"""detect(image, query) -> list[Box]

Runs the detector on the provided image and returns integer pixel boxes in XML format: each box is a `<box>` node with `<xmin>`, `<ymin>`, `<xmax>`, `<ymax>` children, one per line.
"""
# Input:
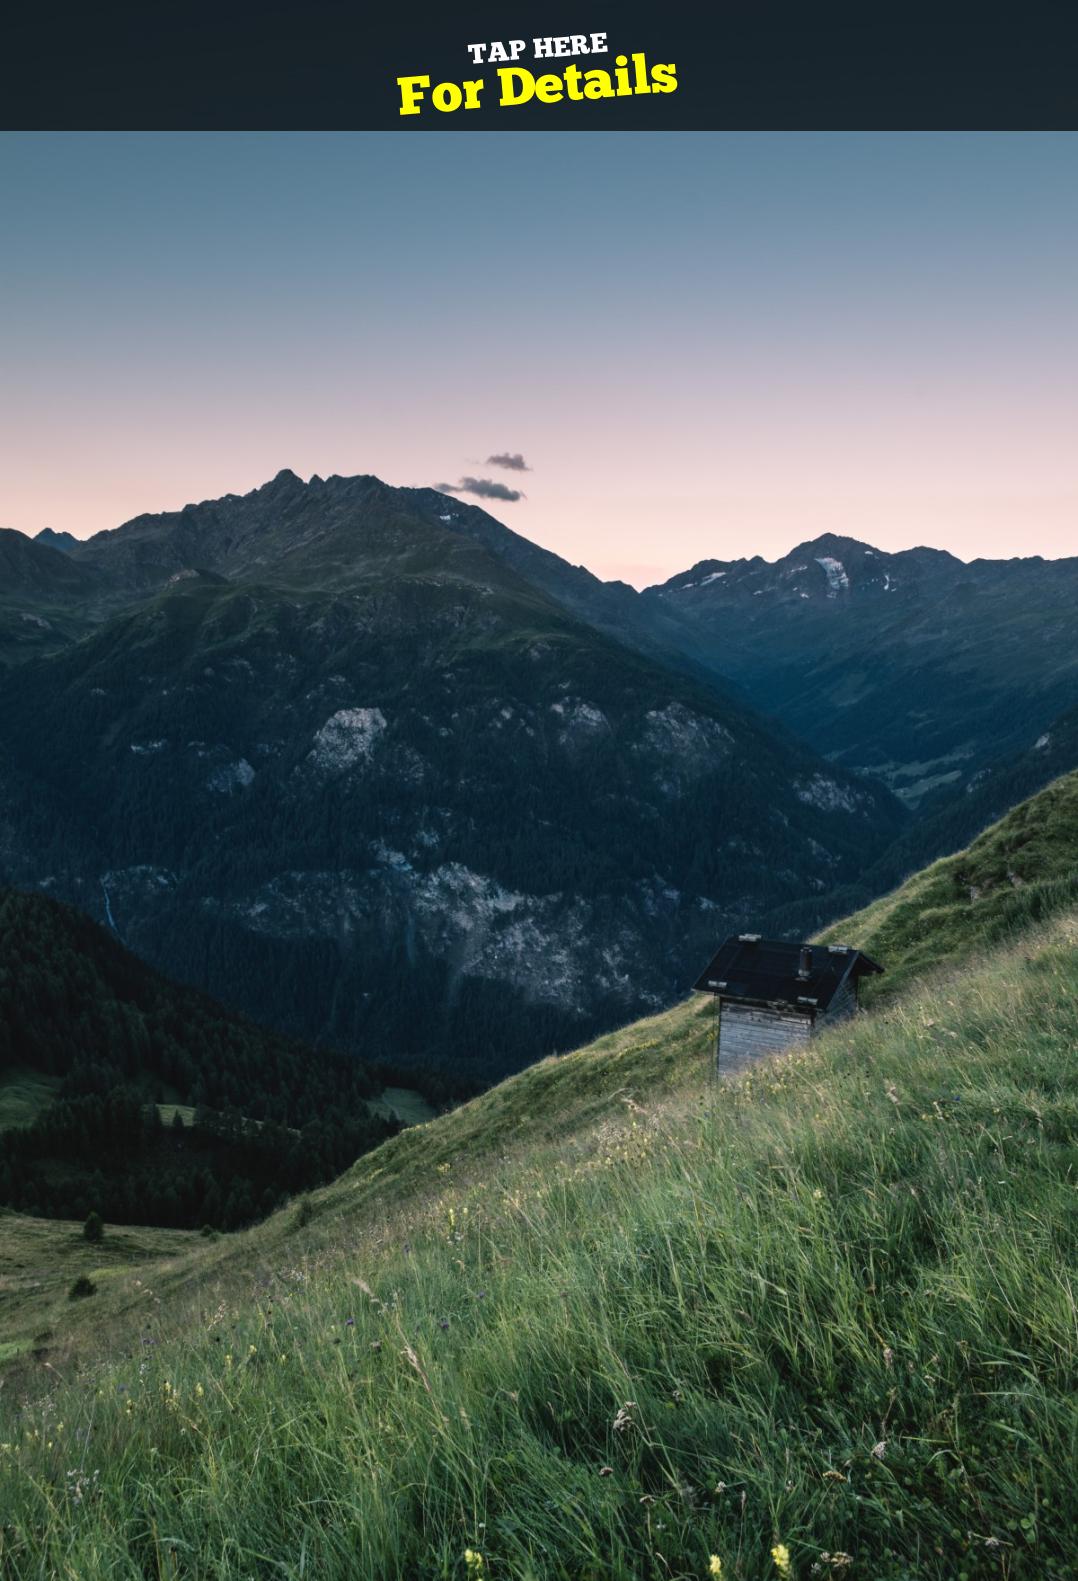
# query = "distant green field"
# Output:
<box><xmin>368</xmin><ymin>1085</ymin><xmax>437</xmax><ymax>1126</ymax></box>
<box><xmin>154</xmin><ymin>1103</ymin><xmax>197</xmax><ymax>1127</ymax></box>
<box><xmin>0</xmin><ymin>1067</ymin><xmax>59</xmax><ymax>1129</ymax></box>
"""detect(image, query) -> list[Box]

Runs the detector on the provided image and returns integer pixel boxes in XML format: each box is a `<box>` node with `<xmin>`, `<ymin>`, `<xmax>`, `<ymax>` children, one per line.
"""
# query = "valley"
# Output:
<box><xmin>1</xmin><ymin>772</ymin><xmax>1075</xmax><ymax>1578</ymax></box>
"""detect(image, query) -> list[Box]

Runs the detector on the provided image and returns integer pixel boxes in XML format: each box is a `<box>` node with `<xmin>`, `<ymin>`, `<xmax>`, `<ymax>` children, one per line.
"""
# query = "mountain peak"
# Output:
<box><xmin>263</xmin><ymin>467</ymin><xmax>304</xmax><ymax>491</ymax></box>
<box><xmin>35</xmin><ymin>527</ymin><xmax>79</xmax><ymax>554</ymax></box>
<box><xmin>786</xmin><ymin>533</ymin><xmax>878</xmax><ymax>560</ymax></box>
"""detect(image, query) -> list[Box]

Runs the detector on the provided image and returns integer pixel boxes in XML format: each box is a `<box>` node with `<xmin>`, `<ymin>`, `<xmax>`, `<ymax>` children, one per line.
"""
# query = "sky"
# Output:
<box><xmin>1</xmin><ymin>132</ymin><xmax>1075</xmax><ymax>585</ymax></box>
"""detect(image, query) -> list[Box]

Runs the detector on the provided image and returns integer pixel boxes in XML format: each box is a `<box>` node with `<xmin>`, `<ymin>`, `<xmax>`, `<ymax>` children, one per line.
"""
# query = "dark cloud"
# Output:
<box><xmin>437</xmin><ymin>476</ymin><xmax>525</xmax><ymax>503</ymax></box>
<box><xmin>486</xmin><ymin>452</ymin><xmax>531</xmax><ymax>472</ymax></box>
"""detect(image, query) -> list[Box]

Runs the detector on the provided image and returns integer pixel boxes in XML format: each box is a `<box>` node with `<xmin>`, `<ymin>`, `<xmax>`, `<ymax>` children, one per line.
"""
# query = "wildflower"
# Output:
<box><xmin>464</xmin><ymin>1549</ymin><xmax>484</xmax><ymax>1576</ymax></box>
<box><xmin>871</xmin><ymin>1439</ymin><xmax>887</xmax><ymax>1460</ymax></box>
<box><xmin>248</xmin><ymin>1344</ymin><xmax>257</xmax><ymax>1356</ymax></box>
<box><xmin>772</xmin><ymin>1543</ymin><xmax>792</xmax><ymax>1576</ymax></box>
<box><xmin>345</xmin><ymin>1317</ymin><xmax>355</xmax><ymax>1326</ymax></box>
<box><xmin>195</xmin><ymin>1384</ymin><xmax>204</xmax><ymax>1398</ymax></box>
<box><xmin>612</xmin><ymin>1400</ymin><xmax>636</xmax><ymax>1433</ymax></box>
<box><xmin>709</xmin><ymin>1558</ymin><xmax>724</xmax><ymax>1577</ymax></box>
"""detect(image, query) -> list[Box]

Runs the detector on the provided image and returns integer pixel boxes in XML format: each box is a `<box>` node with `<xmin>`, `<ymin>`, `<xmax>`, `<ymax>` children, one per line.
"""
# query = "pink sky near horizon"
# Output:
<box><xmin>2</xmin><ymin>132</ymin><xmax>1075</xmax><ymax>585</ymax></box>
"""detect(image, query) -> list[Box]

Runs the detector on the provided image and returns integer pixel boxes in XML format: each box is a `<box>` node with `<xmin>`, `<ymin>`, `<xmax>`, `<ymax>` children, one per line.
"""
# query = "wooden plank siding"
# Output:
<box><xmin>718</xmin><ymin>1001</ymin><xmax>813</xmax><ymax>1074</ymax></box>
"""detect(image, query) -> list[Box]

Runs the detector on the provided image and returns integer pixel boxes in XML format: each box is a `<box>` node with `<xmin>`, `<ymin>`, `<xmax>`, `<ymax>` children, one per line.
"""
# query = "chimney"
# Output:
<box><xmin>797</xmin><ymin>945</ymin><xmax>813</xmax><ymax>979</ymax></box>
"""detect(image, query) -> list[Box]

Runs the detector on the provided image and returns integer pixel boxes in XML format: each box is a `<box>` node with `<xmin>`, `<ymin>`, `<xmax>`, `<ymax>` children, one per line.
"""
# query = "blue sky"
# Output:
<box><xmin>2</xmin><ymin>132</ymin><xmax>1075</xmax><ymax>581</ymax></box>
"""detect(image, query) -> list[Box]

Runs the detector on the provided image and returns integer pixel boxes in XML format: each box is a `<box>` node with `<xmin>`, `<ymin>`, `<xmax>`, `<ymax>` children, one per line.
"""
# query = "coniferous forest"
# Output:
<box><xmin>0</xmin><ymin>887</ymin><xmax>456</xmax><ymax>1228</ymax></box>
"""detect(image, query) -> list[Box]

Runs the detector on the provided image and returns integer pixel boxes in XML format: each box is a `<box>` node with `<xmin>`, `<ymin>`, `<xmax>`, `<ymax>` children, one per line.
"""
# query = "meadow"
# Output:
<box><xmin>1</xmin><ymin>905</ymin><xmax>1075</xmax><ymax>1579</ymax></box>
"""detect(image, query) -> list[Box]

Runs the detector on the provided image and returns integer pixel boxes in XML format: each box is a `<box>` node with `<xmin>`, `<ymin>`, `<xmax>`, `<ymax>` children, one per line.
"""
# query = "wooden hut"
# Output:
<box><xmin>693</xmin><ymin>934</ymin><xmax>883</xmax><ymax>1072</ymax></box>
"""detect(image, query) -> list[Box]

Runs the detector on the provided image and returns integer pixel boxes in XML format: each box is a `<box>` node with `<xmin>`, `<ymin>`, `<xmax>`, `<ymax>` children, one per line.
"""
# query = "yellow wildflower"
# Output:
<box><xmin>772</xmin><ymin>1543</ymin><xmax>792</xmax><ymax>1576</ymax></box>
<box><xmin>464</xmin><ymin>1550</ymin><xmax>484</xmax><ymax>1576</ymax></box>
<box><xmin>708</xmin><ymin>1558</ymin><xmax>723</xmax><ymax>1577</ymax></box>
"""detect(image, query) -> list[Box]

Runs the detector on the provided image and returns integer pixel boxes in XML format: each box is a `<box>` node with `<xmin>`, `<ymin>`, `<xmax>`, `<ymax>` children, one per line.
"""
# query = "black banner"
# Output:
<box><xmin>4</xmin><ymin>1</ymin><xmax>1077</xmax><ymax>130</ymax></box>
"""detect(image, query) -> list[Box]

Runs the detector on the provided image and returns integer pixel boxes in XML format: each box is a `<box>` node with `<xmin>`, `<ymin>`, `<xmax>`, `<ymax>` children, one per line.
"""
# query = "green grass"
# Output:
<box><xmin>0</xmin><ymin>1070</ymin><xmax>59</xmax><ymax>1130</ymax></box>
<box><xmin>153</xmin><ymin>1104</ymin><xmax>197</xmax><ymax>1128</ymax></box>
<box><xmin>822</xmin><ymin>769</ymin><xmax>1078</xmax><ymax>1003</ymax></box>
<box><xmin>1</xmin><ymin>907</ymin><xmax>1076</xmax><ymax>1578</ymax></box>
<box><xmin>0</xmin><ymin>1211</ymin><xmax>196</xmax><ymax>1362</ymax></box>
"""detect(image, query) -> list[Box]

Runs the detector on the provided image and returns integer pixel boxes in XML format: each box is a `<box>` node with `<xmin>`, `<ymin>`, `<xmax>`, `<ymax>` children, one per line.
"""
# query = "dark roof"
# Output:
<box><xmin>692</xmin><ymin>935</ymin><xmax>883</xmax><ymax>1011</ymax></box>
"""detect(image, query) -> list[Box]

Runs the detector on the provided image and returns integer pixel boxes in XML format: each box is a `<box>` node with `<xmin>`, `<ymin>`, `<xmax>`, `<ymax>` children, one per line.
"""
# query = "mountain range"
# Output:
<box><xmin>0</xmin><ymin>473</ymin><xmax>903</xmax><ymax>1083</ymax></box>
<box><xmin>645</xmin><ymin>532</ymin><xmax>1078</xmax><ymax>807</ymax></box>
<box><xmin>1</xmin><ymin>471</ymin><xmax>1075</xmax><ymax>1081</ymax></box>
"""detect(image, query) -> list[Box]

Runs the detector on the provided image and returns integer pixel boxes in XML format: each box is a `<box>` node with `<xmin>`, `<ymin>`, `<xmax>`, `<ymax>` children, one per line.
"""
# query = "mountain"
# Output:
<box><xmin>63</xmin><ymin>470</ymin><xmax>700</xmax><ymax>673</ymax></box>
<box><xmin>34</xmin><ymin>527</ymin><xmax>79</xmax><ymax>554</ymax></box>
<box><xmin>0</xmin><ymin>527</ymin><xmax>98</xmax><ymax>596</ymax></box>
<box><xmin>646</xmin><ymin>533</ymin><xmax>1078</xmax><ymax>806</ymax></box>
<box><xmin>3</xmin><ymin>779</ymin><xmax>1075</xmax><ymax>1578</ymax></box>
<box><xmin>0</xmin><ymin>527</ymin><xmax>103</xmax><ymax>664</ymax></box>
<box><xmin>0</xmin><ymin>473</ymin><xmax>904</xmax><ymax>1085</ymax></box>
<box><xmin>0</xmin><ymin>885</ymin><xmax>401</xmax><ymax>1228</ymax></box>
<box><xmin>856</xmin><ymin>695</ymin><xmax>1078</xmax><ymax>891</ymax></box>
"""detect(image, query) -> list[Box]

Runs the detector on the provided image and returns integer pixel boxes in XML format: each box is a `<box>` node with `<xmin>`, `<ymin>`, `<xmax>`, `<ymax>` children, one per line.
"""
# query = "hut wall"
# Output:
<box><xmin>718</xmin><ymin>1002</ymin><xmax>813</xmax><ymax>1073</ymax></box>
<box><xmin>818</xmin><ymin>980</ymin><xmax>857</xmax><ymax>1027</ymax></box>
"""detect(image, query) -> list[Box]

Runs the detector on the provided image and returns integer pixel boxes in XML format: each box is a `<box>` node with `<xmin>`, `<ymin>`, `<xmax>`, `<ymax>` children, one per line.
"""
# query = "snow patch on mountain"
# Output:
<box><xmin>815</xmin><ymin>556</ymin><xmax>850</xmax><ymax>594</ymax></box>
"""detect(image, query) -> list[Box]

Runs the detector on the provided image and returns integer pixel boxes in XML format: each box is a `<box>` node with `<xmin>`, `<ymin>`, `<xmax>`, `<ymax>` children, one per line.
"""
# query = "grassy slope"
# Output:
<box><xmin>0</xmin><ymin>1213</ymin><xmax>196</xmax><ymax>1369</ymax></box>
<box><xmin>0</xmin><ymin>1071</ymin><xmax>59</xmax><ymax>1130</ymax></box>
<box><xmin>1</xmin><ymin>773</ymin><xmax>1077</xmax><ymax>1574</ymax></box>
<box><xmin>1</xmin><ymin>902</ymin><xmax>1076</xmax><ymax>1574</ymax></box>
<box><xmin>821</xmin><ymin>769</ymin><xmax>1078</xmax><ymax>1004</ymax></box>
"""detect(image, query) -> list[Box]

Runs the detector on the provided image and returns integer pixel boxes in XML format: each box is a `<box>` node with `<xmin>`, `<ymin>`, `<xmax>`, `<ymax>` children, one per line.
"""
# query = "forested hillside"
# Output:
<box><xmin>0</xmin><ymin>888</ymin><xmax>404</xmax><ymax>1227</ymax></box>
